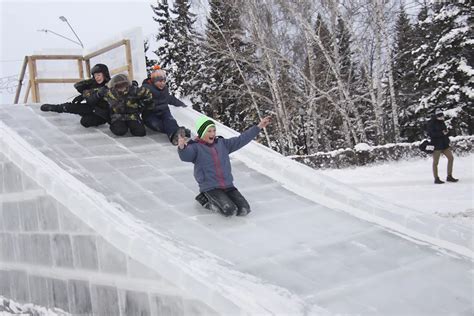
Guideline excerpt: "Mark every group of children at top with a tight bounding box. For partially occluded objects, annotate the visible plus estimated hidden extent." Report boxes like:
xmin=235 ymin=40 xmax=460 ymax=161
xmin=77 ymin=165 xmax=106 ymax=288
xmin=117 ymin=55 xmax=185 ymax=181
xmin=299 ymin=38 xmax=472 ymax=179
xmin=41 ymin=64 xmax=189 ymax=144
xmin=41 ymin=63 xmax=271 ymax=217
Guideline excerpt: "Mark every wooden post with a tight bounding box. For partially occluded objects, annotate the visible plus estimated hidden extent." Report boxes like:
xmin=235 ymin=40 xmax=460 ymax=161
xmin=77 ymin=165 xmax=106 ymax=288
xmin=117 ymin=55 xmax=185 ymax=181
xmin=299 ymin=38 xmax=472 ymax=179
xmin=14 ymin=56 xmax=28 ymax=104
xmin=124 ymin=39 xmax=134 ymax=80
xmin=31 ymin=58 xmax=40 ymax=102
xmin=78 ymin=58 xmax=84 ymax=79
xmin=27 ymin=57 xmax=38 ymax=103
xmin=85 ymin=59 xmax=91 ymax=78
xmin=23 ymin=81 xmax=31 ymax=103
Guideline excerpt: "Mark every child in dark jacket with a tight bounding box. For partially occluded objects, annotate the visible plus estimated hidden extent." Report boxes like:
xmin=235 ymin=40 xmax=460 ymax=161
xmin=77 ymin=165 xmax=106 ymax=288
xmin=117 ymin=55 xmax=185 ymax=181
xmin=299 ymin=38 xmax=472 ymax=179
xmin=40 ymin=63 xmax=111 ymax=127
xmin=142 ymin=66 xmax=189 ymax=145
xmin=177 ymin=116 xmax=271 ymax=216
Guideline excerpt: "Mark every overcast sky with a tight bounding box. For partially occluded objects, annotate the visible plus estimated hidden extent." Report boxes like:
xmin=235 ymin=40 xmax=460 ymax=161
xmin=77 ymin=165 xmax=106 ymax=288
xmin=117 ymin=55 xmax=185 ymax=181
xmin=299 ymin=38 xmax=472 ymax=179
xmin=0 ymin=0 xmax=207 ymax=103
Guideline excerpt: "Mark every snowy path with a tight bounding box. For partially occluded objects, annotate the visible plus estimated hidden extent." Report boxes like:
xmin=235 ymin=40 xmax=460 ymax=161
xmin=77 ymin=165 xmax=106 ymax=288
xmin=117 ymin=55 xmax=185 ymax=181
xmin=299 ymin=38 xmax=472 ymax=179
xmin=1 ymin=104 xmax=472 ymax=315
xmin=320 ymin=155 xmax=474 ymax=226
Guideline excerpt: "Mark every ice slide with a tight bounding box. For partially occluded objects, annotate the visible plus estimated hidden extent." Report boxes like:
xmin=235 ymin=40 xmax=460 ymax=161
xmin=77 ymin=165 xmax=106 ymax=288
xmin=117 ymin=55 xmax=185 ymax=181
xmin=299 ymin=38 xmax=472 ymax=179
xmin=0 ymin=103 xmax=472 ymax=315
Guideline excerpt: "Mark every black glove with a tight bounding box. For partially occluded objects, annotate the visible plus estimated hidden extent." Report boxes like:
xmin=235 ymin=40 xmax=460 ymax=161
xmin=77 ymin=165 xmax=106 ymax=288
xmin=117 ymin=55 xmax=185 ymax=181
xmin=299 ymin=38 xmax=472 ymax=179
xmin=96 ymin=86 xmax=108 ymax=99
xmin=72 ymin=95 xmax=84 ymax=104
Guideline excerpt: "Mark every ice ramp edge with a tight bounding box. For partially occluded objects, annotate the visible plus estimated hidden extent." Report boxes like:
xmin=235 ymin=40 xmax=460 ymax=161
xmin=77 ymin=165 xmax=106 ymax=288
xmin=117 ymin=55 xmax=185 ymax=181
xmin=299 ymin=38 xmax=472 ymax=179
xmin=172 ymin=107 xmax=474 ymax=260
xmin=0 ymin=120 xmax=325 ymax=315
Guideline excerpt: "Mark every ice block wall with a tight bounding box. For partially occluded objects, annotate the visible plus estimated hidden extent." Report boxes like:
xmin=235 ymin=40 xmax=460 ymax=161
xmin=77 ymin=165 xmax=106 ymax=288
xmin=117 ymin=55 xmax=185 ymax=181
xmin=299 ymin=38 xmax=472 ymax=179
xmin=0 ymin=152 xmax=218 ymax=315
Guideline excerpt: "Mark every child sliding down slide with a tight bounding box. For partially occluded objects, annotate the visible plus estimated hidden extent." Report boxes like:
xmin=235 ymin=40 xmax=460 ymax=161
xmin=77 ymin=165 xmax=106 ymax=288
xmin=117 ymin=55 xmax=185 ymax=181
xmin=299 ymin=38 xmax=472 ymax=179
xmin=177 ymin=116 xmax=271 ymax=216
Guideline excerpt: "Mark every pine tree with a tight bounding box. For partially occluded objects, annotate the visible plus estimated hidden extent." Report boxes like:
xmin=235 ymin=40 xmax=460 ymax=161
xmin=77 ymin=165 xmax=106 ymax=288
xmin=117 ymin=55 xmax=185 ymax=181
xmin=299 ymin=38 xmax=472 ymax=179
xmin=303 ymin=15 xmax=339 ymax=151
xmin=393 ymin=4 xmax=417 ymax=141
xmin=151 ymin=0 xmax=173 ymax=71
xmin=169 ymin=0 xmax=199 ymax=96
xmin=412 ymin=0 xmax=473 ymax=136
xmin=196 ymin=0 xmax=259 ymax=131
xmin=144 ymin=39 xmax=157 ymax=76
xmin=335 ymin=17 xmax=353 ymax=85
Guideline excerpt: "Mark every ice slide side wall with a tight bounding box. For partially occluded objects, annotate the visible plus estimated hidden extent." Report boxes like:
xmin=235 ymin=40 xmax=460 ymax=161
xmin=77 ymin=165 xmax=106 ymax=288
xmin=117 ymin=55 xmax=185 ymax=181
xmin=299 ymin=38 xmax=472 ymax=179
xmin=0 ymin=152 xmax=219 ymax=315
xmin=171 ymin=107 xmax=474 ymax=259
xmin=0 ymin=120 xmax=309 ymax=315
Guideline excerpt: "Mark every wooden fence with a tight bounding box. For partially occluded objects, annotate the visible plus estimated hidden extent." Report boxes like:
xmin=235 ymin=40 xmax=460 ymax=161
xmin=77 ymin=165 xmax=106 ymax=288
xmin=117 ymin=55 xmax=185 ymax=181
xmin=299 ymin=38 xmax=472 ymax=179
xmin=14 ymin=39 xmax=133 ymax=104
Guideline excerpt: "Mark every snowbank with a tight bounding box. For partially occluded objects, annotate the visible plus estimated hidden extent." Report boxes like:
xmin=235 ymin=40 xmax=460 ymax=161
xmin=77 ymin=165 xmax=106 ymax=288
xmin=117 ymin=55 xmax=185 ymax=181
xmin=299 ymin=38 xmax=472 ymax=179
xmin=290 ymin=136 xmax=474 ymax=169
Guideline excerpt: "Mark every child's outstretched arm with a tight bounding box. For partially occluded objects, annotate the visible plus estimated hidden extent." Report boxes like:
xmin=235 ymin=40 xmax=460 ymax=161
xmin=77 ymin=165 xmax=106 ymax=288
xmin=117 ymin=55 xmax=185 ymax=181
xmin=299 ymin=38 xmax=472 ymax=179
xmin=223 ymin=116 xmax=271 ymax=153
xmin=177 ymin=134 xmax=197 ymax=162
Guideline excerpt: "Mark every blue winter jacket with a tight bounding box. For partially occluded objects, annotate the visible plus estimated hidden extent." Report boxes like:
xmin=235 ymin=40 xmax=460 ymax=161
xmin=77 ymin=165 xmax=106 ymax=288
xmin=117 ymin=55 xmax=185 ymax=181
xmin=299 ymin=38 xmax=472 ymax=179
xmin=178 ymin=125 xmax=261 ymax=192
xmin=142 ymin=79 xmax=186 ymax=117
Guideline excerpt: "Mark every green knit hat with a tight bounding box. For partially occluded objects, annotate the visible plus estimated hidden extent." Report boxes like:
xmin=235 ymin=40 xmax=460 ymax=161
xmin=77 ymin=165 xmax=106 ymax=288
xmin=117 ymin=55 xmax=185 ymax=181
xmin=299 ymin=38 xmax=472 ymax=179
xmin=195 ymin=116 xmax=216 ymax=138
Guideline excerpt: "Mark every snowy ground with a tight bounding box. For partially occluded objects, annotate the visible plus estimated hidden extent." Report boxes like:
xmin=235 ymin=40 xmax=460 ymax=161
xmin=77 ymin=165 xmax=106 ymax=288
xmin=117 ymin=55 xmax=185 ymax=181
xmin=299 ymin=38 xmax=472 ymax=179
xmin=0 ymin=296 xmax=68 ymax=316
xmin=320 ymin=154 xmax=474 ymax=226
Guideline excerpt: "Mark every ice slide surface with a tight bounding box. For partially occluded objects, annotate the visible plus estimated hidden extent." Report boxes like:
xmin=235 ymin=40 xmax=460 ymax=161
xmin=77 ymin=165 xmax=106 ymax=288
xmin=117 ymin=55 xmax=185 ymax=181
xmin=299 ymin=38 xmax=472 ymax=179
xmin=0 ymin=103 xmax=472 ymax=315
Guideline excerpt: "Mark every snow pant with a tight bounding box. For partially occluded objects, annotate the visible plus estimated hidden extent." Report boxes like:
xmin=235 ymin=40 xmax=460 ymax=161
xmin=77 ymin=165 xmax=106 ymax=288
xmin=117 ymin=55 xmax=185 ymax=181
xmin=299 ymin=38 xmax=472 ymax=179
xmin=432 ymin=148 xmax=454 ymax=179
xmin=202 ymin=187 xmax=251 ymax=217
xmin=62 ymin=102 xmax=108 ymax=128
xmin=110 ymin=120 xmax=146 ymax=137
xmin=143 ymin=108 xmax=179 ymax=141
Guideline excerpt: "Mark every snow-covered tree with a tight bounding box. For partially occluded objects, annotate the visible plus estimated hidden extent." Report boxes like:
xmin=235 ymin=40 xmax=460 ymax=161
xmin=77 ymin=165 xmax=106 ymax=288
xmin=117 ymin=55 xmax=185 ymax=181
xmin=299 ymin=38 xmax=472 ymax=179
xmin=151 ymin=0 xmax=173 ymax=71
xmin=196 ymin=0 xmax=260 ymax=132
xmin=413 ymin=0 xmax=473 ymax=135
xmin=394 ymin=4 xmax=418 ymax=141
xmin=144 ymin=39 xmax=157 ymax=76
xmin=169 ymin=0 xmax=199 ymax=96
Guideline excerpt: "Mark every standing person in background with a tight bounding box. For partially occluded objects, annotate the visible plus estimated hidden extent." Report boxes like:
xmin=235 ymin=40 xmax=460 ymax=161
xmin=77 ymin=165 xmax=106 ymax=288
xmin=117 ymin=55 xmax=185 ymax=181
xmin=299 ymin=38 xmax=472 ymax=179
xmin=427 ymin=108 xmax=459 ymax=184
xmin=142 ymin=65 xmax=190 ymax=145
xmin=40 ymin=64 xmax=111 ymax=127
xmin=177 ymin=116 xmax=271 ymax=217
xmin=101 ymin=74 xmax=153 ymax=137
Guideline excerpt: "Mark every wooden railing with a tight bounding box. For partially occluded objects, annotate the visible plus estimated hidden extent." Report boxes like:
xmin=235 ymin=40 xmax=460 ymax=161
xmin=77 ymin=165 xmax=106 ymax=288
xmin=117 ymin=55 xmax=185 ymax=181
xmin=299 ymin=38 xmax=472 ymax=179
xmin=14 ymin=39 xmax=133 ymax=104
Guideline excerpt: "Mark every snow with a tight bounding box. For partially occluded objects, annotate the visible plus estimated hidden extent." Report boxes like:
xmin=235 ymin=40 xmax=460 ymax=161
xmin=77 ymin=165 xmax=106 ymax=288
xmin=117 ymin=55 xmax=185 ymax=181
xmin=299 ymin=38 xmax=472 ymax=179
xmin=0 ymin=296 xmax=68 ymax=316
xmin=320 ymin=154 xmax=474 ymax=227
xmin=1 ymin=103 xmax=473 ymax=315
xmin=354 ymin=142 xmax=371 ymax=151
xmin=436 ymin=26 xmax=469 ymax=49
xmin=458 ymin=57 xmax=474 ymax=76
xmin=461 ymin=86 xmax=474 ymax=98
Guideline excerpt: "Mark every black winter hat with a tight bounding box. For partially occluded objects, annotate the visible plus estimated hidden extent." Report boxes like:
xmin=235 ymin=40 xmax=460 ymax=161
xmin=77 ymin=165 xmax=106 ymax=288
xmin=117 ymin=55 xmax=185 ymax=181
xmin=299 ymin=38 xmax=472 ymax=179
xmin=91 ymin=64 xmax=111 ymax=81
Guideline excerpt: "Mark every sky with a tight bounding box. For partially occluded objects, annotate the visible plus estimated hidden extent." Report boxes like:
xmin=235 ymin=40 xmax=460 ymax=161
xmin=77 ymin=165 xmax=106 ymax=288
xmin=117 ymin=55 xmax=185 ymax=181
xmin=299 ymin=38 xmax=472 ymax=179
xmin=0 ymin=0 xmax=208 ymax=104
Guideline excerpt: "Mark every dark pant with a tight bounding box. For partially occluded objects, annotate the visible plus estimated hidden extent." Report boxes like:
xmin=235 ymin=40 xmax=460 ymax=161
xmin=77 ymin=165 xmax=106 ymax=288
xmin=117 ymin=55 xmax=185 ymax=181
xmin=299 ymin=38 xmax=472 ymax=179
xmin=144 ymin=109 xmax=179 ymax=140
xmin=203 ymin=187 xmax=251 ymax=217
xmin=63 ymin=102 xmax=108 ymax=128
xmin=110 ymin=120 xmax=146 ymax=137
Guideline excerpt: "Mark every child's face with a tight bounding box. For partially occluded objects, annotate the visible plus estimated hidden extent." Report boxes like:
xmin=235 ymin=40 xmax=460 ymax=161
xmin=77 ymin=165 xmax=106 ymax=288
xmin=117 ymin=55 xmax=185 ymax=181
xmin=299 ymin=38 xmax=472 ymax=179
xmin=202 ymin=127 xmax=216 ymax=144
xmin=153 ymin=77 xmax=167 ymax=90
xmin=94 ymin=72 xmax=105 ymax=84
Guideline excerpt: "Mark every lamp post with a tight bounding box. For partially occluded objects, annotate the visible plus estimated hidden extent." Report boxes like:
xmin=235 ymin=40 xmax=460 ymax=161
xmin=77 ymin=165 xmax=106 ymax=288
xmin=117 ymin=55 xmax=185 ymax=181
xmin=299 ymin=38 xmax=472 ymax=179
xmin=59 ymin=16 xmax=84 ymax=48
xmin=37 ymin=29 xmax=82 ymax=47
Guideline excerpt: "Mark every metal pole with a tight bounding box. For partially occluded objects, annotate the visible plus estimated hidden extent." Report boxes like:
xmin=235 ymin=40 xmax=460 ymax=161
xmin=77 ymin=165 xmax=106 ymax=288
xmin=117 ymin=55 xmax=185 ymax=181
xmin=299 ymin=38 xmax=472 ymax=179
xmin=38 ymin=29 xmax=82 ymax=47
xmin=59 ymin=16 xmax=84 ymax=48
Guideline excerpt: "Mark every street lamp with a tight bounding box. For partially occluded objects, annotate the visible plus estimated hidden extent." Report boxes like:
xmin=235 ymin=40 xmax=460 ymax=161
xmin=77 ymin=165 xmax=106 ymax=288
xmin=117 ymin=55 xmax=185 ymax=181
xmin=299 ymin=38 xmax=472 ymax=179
xmin=59 ymin=16 xmax=84 ymax=48
xmin=37 ymin=29 xmax=83 ymax=47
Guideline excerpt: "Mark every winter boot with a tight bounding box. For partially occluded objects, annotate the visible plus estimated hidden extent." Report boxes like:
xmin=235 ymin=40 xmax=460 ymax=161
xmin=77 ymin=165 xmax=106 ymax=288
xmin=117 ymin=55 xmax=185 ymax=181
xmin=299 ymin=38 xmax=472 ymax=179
xmin=446 ymin=175 xmax=459 ymax=182
xmin=195 ymin=193 xmax=221 ymax=213
xmin=434 ymin=177 xmax=444 ymax=184
xmin=40 ymin=104 xmax=64 ymax=113
xmin=171 ymin=126 xmax=186 ymax=145
xmin=237 ymin=207 xmax=251 ymax=216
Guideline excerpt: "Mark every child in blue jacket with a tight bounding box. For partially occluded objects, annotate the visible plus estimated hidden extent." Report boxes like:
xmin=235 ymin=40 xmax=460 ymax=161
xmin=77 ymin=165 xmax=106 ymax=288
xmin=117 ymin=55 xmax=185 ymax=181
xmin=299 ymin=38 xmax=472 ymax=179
xmin=177 ymin=116 xmax=271 ymax=216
